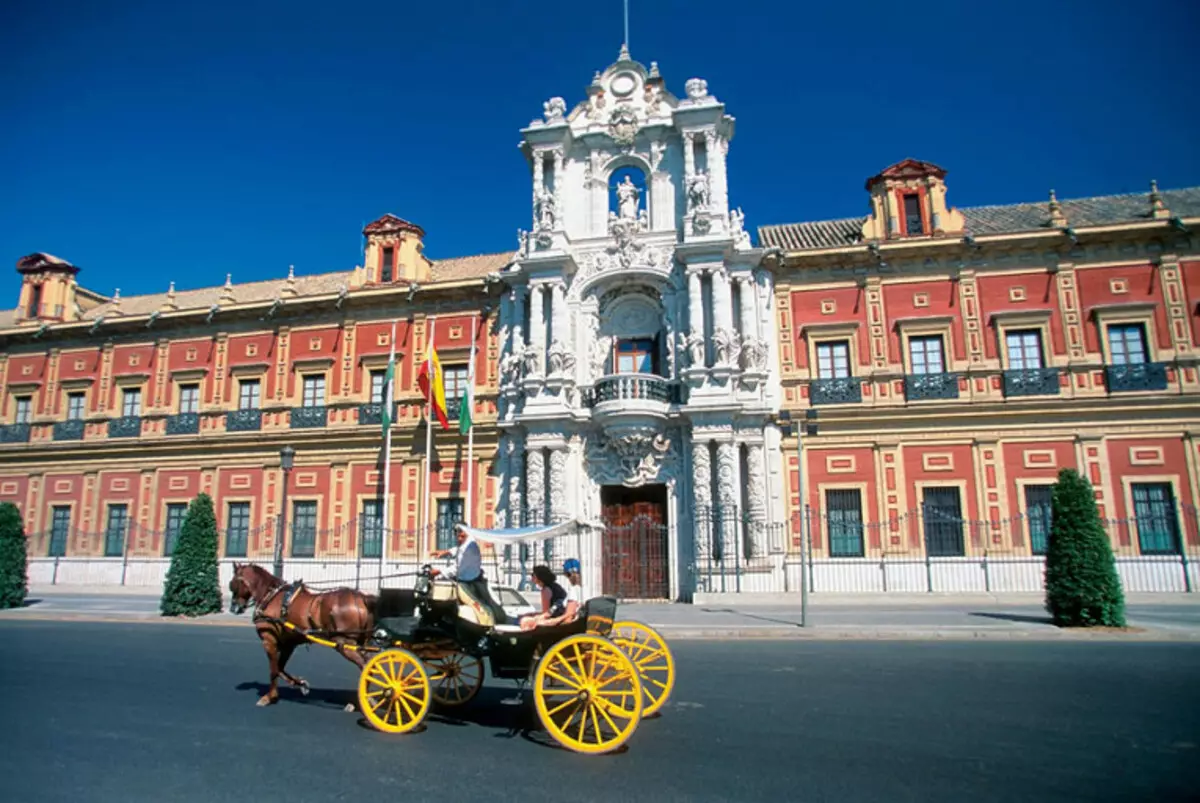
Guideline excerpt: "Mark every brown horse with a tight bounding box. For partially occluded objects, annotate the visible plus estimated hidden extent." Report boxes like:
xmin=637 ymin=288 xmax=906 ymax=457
xmin=228 ymin=562 xmax=377 ymax=707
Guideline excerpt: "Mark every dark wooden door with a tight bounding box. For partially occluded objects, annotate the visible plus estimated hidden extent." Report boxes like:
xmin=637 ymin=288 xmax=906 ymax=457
xmin=601 ymin=485 xmax=669 ymax=599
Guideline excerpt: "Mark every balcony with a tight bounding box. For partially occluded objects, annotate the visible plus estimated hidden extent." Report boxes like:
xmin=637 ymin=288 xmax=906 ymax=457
xmin=588 ymin=374 xmax=672 ymax=438
xmin=165 ymin=413 xmax=200 ymax=435
xmin=226 ymin=409 xmax=262 ymax=432
xmin=108 ymin=416 xmax=142 ymax=438
xmin=446 ymin=397 xmax=463 ymax=423
xmin=0 ymin=423 xmax=31 ymax=444
xmin=290 ymin=405 xmax=328 ymax=429
xmin=53 ymin=420 xmax=85 ymax=441
xmin=1106 ymin=362 xmax=1168 ymax=393
xmin=905 ymin=372 xmax=960 ymax=402
xmin=1003 ymin=367 xmax=1061 ymax=398
xmin=358 ymin=402 xmax=401 ymax=426
xmin=810 ymin=377 xmax=862 ymax=406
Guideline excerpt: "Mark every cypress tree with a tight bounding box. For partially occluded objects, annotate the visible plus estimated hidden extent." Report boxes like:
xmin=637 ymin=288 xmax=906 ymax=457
xmin=160 ymin=493 xmax=223 ymax=617
xmin=1044 ymin=468 xmax=1126 ymax=627
xmin=0 ymin=502 xmax=28 ymax=610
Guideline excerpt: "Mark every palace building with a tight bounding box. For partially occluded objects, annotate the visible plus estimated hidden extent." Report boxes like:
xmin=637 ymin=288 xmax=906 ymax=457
xmin=2 ymin=47 xmax=1198 ymax=599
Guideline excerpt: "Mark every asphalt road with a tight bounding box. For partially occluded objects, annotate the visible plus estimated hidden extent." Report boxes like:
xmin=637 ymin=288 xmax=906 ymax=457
xmin=1 ymin=622 xmax=1197 ymax=803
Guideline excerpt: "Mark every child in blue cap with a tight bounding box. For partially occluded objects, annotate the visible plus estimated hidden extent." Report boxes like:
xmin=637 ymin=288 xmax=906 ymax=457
xmin=562 ymin=558 xmax=583 ymax=615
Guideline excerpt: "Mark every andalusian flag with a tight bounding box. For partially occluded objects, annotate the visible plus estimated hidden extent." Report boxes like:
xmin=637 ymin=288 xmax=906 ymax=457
xmin=417 ymin=340 xmax=451 ymax=430
xmin=380 ymin=322 xmax=397 ymax=437
xmin=459 ymin=340 xmax=475 ymax=436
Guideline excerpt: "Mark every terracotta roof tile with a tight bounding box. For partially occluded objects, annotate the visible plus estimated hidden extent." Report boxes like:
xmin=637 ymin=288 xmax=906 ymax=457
xmin=430 ymin=251 xmax=514 ymax=282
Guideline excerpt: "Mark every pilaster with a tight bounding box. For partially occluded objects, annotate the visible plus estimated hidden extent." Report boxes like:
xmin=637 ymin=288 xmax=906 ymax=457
xmin=525 ymin=446 xmax=545 ymax=524
xmin=549 ymin=446 xmax=568 ymax=520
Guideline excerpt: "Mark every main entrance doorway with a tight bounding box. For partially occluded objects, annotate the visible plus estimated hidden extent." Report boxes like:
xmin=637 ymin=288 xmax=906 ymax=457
xmin=600 ymin=484 xmax=670 ymax=600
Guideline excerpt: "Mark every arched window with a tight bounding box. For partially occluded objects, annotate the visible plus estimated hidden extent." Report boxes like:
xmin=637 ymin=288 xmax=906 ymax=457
xmin=608 ymin=165 xmax=647 ymax=220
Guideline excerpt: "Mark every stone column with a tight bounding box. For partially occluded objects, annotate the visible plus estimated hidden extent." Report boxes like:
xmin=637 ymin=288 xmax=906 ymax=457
xmin=712 ymin=269 xmax=734 ymax=365
xmin=715 ymin=439 xmax=741 ymax=559
xmin=707 ymin=130 xmax=728 ymax=217
xmin=737 ymin=275 xmax=758 ymax=342
xmin=552 ymin=150 xmax=564 ymax=222
xmin=532 ymin=152 xmax=545 ymax=228
xmin=549 ymin=447 xmax=568 ymax=522
xmin=509 ymin=285 xmax=526 ymax=355
xmin=529 ymin=284 xmax=545 ymax=376
xmin=745 ymin=442 xmax=768 ymax=554
xmin=551 ymin=281 xmax=567 ymax=346
xmin=692 ymin=438 xmax=714 ymax=557
xmin=525 ymin=446 xmax=546 ymax=525
xmin=683 ymin=132 xmax=696 ymax=179
xmin=506 ymin=437 xmax=524 ymax=528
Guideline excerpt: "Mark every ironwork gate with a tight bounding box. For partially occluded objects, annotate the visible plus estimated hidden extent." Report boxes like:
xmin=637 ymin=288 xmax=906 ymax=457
xmin=601 ymin=514 xmax=670 ymax=599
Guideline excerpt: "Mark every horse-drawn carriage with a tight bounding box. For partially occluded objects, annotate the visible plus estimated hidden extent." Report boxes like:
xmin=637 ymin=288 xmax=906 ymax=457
xmin=229 ymin=520 xmax=675 ymax=755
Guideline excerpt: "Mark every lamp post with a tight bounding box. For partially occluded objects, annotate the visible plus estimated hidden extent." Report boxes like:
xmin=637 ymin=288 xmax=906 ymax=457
xmin=777 ymin=410 xmax=818 ymax=627
xmin=274 ymin=445 xmax=295 ymax=578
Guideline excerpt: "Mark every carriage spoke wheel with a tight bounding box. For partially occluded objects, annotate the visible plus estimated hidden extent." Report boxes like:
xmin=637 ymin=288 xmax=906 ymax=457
xmin=534 ymin=634 xmax=643 ymax=755
xmin=425 ymin=651 xmax=484 ymax=707
xmin=612 ymin=620 xmax=676 ymax=717
xmin=357 ymin=649 xmax=431 ymax=734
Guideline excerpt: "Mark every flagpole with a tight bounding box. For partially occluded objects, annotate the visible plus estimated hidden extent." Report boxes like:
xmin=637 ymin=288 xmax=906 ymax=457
xmin=379 ymin=319 xmax=397 ymax=590
xmin=422 ymin=317 xmax=436 ymax=561
xmin=465 ymin=315 xmax=478 ymax=528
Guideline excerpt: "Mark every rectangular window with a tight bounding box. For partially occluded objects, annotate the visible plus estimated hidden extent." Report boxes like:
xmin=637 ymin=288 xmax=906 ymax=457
xmin=903 ymin=194 xmax=923 ymax=235
xmin=826 ymin=489 xmax=864 ymax=558
xmin=922 ymin=487 xmax=964 ymax=557
xmin=435 ymin=498 xmax=465 ymax=551
xmin=238 ymin=379 xmax=261 ymax=411
xmin=163 ymin=503 xmax=188 ymax=557
xmin=14 ymin=396 xmax=31 ymax=424
xmin=442 ymin=366 xmax=470 ymax=419
xmin=816 ymin=341 xmax=851 ymax=379
xmin=66 ymin=392 xmax=86 ymax=421
xmin=1132 ymin=482 xmax=1180 ymax=555
xmin=301 ymin=376 xmax=325 ymax=408
xmin=1006 ymin=330 xmax=1044 ymax=370
xmin=370 ymin=370 xmax=387 ymax=404
xmin=49 ymin=506 xmax=71 ymax=557
xmin=122 ymin=388 xmax=142 ymax=418
xmin=908 ymin=336 xmax=945 ymax=375
xmin=616 ymin=338 xmax=656 ymax=375
xmin=1107 ymin=323 xmax=1149 ymax=365
xmin=360 ymin=500 xmax=383 ymax=559
xmin=27 ymin=284 xmax=43 ymax=318
xmin=291 ymin=501 xmax=318 ymax=557
xmin=381 ymin=246 xmax=395 ymax=283
xmin=225 ymin=502 xmax=250 ymax=557
xmin=1024 ymin=485 xmax=1054 ymax=555
xmin=104 ymin=504 xmax=128 ymax=557
xmin=178 ymin=384 xmax=199 ymax=414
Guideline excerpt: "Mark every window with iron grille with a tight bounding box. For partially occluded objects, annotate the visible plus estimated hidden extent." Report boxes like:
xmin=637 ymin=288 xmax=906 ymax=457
xmin=370 ymin=370 xmax=387 ymax=404
xmin=922 ymin=487 xmax=964 ymax=557
xmin=291 ymin=501 xmax=318 ymax=557
xmin=1006 ymin=330 xmax=1044 ymax=370
xmin=238 ymin=379 xmax=261 ymax=411
xmin=816 ymin=341 xmax=851 ymax=379
xmin=903 ymin=194 xmax=923 ymax=235
xmin=436 ymin=498 xmax=465 ymax=551
xmin=122 ymin=388 xmax=141 ymax=417
xmin=14 ymin=396 xmax=31 ymax=424
xmin=104 ymin=504 xmax=128 ymax=557
xmin=908 ymin=336 xmax=945 ymax=375
xmin=301 ymin=376 xmax=325 ymax=408
xmin=163 ymin=503 xmax=187 ymax=556
xmin=442 ymin=366 xmax=469 ymax=420
xmin=67 ymin=392 xmax=86 ymax=421
xmin=1132 ymin=482 xmax=1180 ymax=555
xmin=178 ymin=384 xmax=199 ymax=414
xmin=49 ymin=506 xmax=71 ymax=557
xmin=826 ymin=489 xmax=864 ymax=557
xmin=361 ymin=500 xmax=383 ymax=558
xmin=1024 ymin=485 xmax=1053 ymax=555
xmin=1107 ymin=323 xmax=1149 ymax=365
xmin=381 ymin=246 xmax=395 ymax=283
xmin=225 ymin=502 xmax=250 ymax=557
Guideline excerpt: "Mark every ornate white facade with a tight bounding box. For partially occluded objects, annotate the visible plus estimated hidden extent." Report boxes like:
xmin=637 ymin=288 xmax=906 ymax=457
xmin=495 ymin=47 xmax=786 ymax=600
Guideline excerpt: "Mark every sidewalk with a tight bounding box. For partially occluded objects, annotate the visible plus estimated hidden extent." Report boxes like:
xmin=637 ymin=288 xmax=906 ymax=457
xmin=5 ymin=585 xmax=1200 ymax=640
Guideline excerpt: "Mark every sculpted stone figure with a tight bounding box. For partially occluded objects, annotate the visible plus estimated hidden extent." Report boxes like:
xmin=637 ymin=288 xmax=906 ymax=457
xmin=499 ymin=351 xmax=521 ymax=385
xmin=522 ymin=344 xmax=543 ymax=377
xmin=739 ymin=337 xmax=768 ymax=371
xmin=616 ymin=175 xmax=640 ymax=220
xmin=686 ymin=332 xmax=706 ymax=369
xmin=712 ymin=328 xmax=741 ymax=367
xmin=687 ymin=173 xmax=710 ymax=213
xmin=536 ymin=186 xmax=557 ymax=229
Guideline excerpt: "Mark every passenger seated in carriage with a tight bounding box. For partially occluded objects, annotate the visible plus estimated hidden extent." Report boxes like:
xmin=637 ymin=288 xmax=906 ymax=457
xmin=429 ymin=525 xmax=507 ymax=624
xmin=518 ymin=564 xmax=581 ymax=631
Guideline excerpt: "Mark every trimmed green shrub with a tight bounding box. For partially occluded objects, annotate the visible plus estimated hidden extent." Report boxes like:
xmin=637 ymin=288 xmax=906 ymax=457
xmin=1044 ymin=468 xmax=1126 ymax=627
xmin=160 ymin=493 xmax=222 ymax=617
xmin=0 ymin=502 xmax=28 ymax=609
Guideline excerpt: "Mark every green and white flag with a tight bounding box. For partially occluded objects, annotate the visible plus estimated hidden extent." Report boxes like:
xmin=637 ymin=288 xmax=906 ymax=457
xmin=458 ymin=354 xmax=474 ymax=436
xmin=381 ymin=321 xmax=397 ymax=437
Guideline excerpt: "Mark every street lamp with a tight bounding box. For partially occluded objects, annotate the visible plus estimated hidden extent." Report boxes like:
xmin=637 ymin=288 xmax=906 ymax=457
xmin=274 ymin=445 xmax=296 ymax=577
xmin=777 ymin=410 xmax=818 ymax=626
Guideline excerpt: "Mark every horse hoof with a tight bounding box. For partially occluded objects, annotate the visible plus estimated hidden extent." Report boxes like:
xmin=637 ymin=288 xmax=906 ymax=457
xmin=344 ymin=703 xmax=356 ymax=713
xmin=257 ymin=696 xmax=275 ymax=707
xmin=299 ymin=681 xmax=310 ymax=697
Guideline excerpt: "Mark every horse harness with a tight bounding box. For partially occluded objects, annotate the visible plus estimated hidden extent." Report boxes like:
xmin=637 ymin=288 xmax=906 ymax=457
xmin=253 ymin=581 xmax=313 ymax=629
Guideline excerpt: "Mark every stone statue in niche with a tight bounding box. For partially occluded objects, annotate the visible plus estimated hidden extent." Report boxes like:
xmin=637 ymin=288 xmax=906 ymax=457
xmin=522 ymin=344 xmax=543 ymax=378
xmin=500 ymin=351 xmax=522 ymax=386
xmin=687 ymin=173 xmax=710 ymax=213
xmin=616 ymin=175 xmax=640 ymax=220
xmin=536 ymin=186 xmax=557 ymax=230
xmin=685 ymin=332 xmax=707 ymax=368
xmin=590 ymin=335 xmax=611 ymax=378
xmin=712 ymin=328 xmax=741 ymax=367
xmin=739 ymin=338 xmax=768 ymax=371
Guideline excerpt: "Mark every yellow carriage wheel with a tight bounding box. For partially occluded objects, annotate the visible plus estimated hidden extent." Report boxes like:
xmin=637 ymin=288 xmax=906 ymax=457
xmin=357 ymin=649 xmax=431 ymax=734
xmin=425 ymin=652 xmax=484 ymax=707
xmin=533 ymin=634 xmax=643 ymax=755
xmin=612 ymin=620 xmax=676 ymax=717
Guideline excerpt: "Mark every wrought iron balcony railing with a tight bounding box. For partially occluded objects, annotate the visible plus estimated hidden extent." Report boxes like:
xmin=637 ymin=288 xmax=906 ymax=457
xmin=0 ymin=423 xmax=31 ymax=443
xmin=108 ymin=416 xmax=142 ymax=438
xmin=1002 ymin=367 xmax=1061 ymax=398
xmin=445 ymin=397 xmax=463 ymax=421
xmin=290 ymin=405 xmax=328 ymax=429
xmin=809 ymin=377 xmax=862 ymax=406
xmin=165 ymin=413 xmax=200 ymax=435
xmin=1105 ymin=362 xmax=1168 ymax=393
xmin=226 ymin=409 xmax=262 ymax=432
xmin=358 ymin=402 xmax=402 ymax=426
xmin=904 ymin=372 xmax=960 ymax=401
xmin=589 ymin=374 xmax=672 ymax=406
xmin=53 ymin=420 xmax=85 ymax=441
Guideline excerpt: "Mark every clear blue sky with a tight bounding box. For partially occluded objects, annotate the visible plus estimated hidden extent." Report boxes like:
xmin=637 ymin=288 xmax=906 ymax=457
xmin=2 ymin=0 xmax=1197 ymax=303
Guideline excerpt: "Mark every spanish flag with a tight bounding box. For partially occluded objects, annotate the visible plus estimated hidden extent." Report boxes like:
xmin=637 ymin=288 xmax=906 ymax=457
xmin=417 ymin=342 xmax=450 ymax=430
